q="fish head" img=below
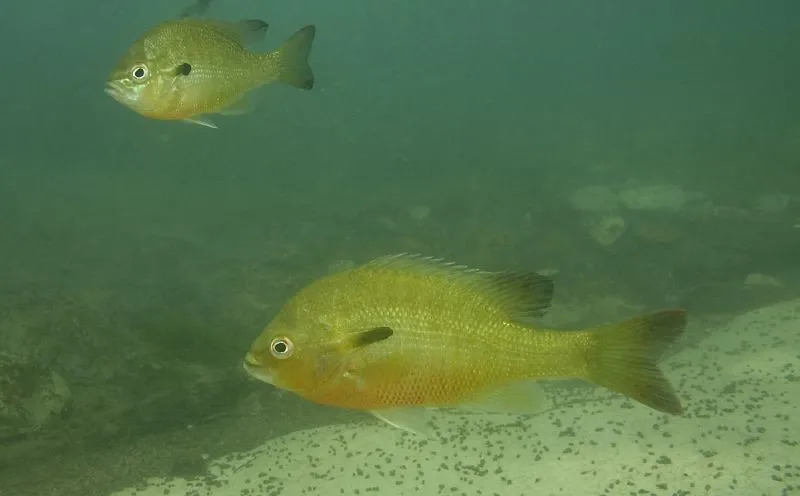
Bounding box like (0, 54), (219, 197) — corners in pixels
(243, 272), (394, 403)
(243, 300), (342, 397)
(106, 30), (187, 119)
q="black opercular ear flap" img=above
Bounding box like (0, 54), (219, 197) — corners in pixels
(175, 63), (192, 76)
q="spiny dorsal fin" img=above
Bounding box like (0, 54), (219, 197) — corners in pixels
(361, 254), (554, 321)
(199, 19), (269, 47)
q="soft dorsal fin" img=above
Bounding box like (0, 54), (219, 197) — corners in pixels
(199, 19), (269, 46)
(485, 271), (553, 321)
(360, 254), (554, 321)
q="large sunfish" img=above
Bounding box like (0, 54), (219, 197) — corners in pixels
(243, 254), (687, 435)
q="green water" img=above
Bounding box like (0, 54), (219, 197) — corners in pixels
(0, 0), (798, 494)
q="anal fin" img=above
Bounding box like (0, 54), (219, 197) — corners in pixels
(219, 95), (254, 116)
(183, 116), (218, 129)
(371, 407), (431, 437)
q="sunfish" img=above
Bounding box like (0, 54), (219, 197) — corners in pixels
(106, 18), (315, 128)
(243, 254), (687, 435)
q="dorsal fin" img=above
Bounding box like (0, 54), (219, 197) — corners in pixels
(360, 254), (554, 320)
(198, 19), (269, 47)
(485, 271), (553, 320)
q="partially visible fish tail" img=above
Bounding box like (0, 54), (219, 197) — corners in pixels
(585, 310), (687, 415)
(266, 25), (315, 89)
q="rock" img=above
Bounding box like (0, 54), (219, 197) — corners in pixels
(618, 184), (694, 212)
(0, 353), (71, 440)
(588, 214), (626, 246)
(568, 185), (618, 212)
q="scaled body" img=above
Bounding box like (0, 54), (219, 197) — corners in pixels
(244, 254), (686, 433)
(106, 18), (315, 127)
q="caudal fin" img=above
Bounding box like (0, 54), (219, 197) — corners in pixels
(586, 310), (686, 415)
(270, 25), (315, 89)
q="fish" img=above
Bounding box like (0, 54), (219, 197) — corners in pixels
(106, 18), (315, 128)
(243, 254), (687, 435)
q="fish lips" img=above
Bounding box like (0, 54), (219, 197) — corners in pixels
(242, 355), (276, 385)
(104, 82), (131, 104)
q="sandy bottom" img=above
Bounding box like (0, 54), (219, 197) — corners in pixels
(111, 299), (800, 496)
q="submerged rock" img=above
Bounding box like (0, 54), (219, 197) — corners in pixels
(618, 184), (696, 212)
(588, 214), (626, 246)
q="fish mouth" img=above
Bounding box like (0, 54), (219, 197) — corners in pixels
(242, 353), (275, 385)
(104, 82), (127, 102)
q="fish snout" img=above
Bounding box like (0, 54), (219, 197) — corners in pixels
(244, 351), (261, 368)
(104, 81), (120, 96)
(104, 81), (134, 104)
(243, 352), (275, 385)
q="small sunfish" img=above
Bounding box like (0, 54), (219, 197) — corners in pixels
(106, 18), (315, 128)
(243, 254), (687, 436)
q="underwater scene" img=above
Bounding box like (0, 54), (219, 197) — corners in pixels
(1, 0), (798, 495)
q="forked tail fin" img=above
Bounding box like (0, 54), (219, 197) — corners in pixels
(268, 25), (315, 89)
(585, 310), (687, 415)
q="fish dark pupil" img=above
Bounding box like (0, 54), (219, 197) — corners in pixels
(273, 341), (287, 354)
(134, 68), (145, 78)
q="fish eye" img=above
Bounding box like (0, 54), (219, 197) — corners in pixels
(131, 65), (149, 80)
(270, 337), (294, 359)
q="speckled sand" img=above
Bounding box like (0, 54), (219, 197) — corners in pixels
(112, 299), (800, 496)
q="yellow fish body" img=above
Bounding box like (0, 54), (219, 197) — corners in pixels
(106, 18), (315, 128)
(244, 254), (686, 434)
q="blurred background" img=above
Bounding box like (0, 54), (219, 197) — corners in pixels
(0, 0), (798, 494)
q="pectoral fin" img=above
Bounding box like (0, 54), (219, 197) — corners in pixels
(371, 407), (431, 437)
(315, 326), (394, 386)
